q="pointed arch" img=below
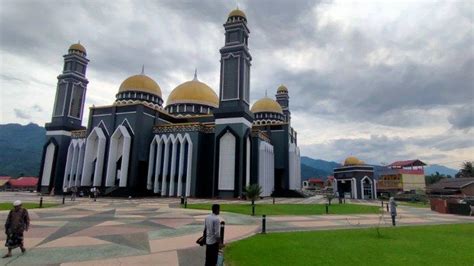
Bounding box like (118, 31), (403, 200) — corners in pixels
(105, 125), (132, 187)
(81, 127), (107, 186)
(41, 140), (57, 187)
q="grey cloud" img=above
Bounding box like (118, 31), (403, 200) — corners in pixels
(32, 104), (43, 112)
(13, 109), (31, 120)
(448, 105), (474, 130)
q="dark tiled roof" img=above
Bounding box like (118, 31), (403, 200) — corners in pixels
(427, 177), (474, 194)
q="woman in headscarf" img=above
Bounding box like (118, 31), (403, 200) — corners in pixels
(3, 200), (30, 258)
(389, 197), (397, 226)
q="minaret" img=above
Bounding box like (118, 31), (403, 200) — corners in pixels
(38, 43), (89, 194)
(276, 84), (291, 122)
(213, 8), (253, 198)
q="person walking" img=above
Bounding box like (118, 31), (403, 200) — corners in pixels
(71, 186), (77, 201)
(3, 200), (30, 258)
(389, 197), (397, 226)
(204, 204), (221, 266)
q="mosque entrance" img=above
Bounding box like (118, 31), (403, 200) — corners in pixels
(363, 178), (373, 199)
(338, 180), (352, 198)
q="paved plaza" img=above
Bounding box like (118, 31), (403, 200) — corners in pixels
(0, 192), (472, 265)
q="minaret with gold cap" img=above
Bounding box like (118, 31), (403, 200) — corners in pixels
(276, 84), (291, 122)
(39, 43), (89, 194)
(213, 8), (254, 198)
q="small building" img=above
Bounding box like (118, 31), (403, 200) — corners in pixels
(333, 156), (376, 200)
(427, 177), (474, 215)
(377, 159), (427, 195)
(302, 178), (324, 190)
(0, 176), (11, 191)
(9, 177), (39, 192)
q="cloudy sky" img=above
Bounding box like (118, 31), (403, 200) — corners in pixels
(0, 0), (473, 169)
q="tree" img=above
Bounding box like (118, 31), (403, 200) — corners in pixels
(456, 161), (474, 178)
(245, 184), (262, 206)
(325, 192), (336, 205)
(425, 172), (446, 185)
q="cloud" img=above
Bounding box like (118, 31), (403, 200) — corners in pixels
(0, 0), (473, 167)
(448, 105), (474, 130)
(13, 109), (31, 120)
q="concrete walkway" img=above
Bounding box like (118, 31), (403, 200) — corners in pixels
(0, 193), (472, 265)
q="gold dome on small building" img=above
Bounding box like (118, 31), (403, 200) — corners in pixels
(118, 74), (162, 97)
(166, 78), (218, 108)
(228, 8), (246, 19)
(69, 43), (86, 54)
(251, 97), (283, 114)
(344, 156), (365, 166)
(277, 84), (288, 93)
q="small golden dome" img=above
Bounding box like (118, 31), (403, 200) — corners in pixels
(228, 8), (246, 19)
(69, 43), (86, 54)
(251, 97), (283, 114)
(119, 74), (162, 97)
(277, 84), (288, 93)
(344, 156), (364, 166)
(167, 79), (218, 108)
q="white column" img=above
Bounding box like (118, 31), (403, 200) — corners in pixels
(41, 142), (56, 187)
(352, 178), (358, 199)
(63, 142), (74, 189)
(161, 137), (171, 196)
(374, 179), (378, 199)
(177, 137), (185, 197)
(154, 138), (164, 193)
(218, 132), (235, 190)
(147, 136), (157, 190)
(69, 142), (79, 188)
(75, 141), (85, 187)
(168, 138), (178, 196)
(185, 140), (193, 197)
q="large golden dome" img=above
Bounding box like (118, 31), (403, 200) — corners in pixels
(119, 74), (162, 97)
(344, 156), (365, 166)
(69, 43), (86, 54)
(228, 8), (246, 19)
(251, 97), (283, 114)
(167, 79), (218, 108)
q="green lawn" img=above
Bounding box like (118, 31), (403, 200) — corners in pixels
(0, 202), (57, 210)
(225, 224), (474, 266)
(185, 203), (380, 215)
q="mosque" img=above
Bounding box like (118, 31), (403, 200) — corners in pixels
(37, 9), (302, 198)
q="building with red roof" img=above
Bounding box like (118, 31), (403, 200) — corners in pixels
(302, 178), (325, 190)
(377, 159), (426, 194)
(7, 177), (38, 191)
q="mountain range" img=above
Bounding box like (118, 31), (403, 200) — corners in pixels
(0, 123), (461, 179)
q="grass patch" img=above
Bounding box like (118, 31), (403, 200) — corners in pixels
(0, 202), (57, 210)
(225, 223), (474, 266)
(185, 203), (380, 216)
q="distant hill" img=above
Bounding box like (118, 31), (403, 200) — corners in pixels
(425, 164), (458, 177)
(0, 123), (462, 181)
(0, 123), (45, 177)
(300, 156), (341, 181)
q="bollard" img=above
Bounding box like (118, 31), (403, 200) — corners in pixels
(386, 203), (389, 212)
(180, 197), (184, 205)
(325, 203), (329, 214)
(273, 197), (275, 205)
(262, 215), (266, 234)
(62, 195), (65, 205)
(184, 198), (187, 208)
(343, 198), (346, 204)
(381, 201), (384, 208)
(39, 196), (43, 208)
(220, 221), (225, 244)
(252, 204), (255, 216)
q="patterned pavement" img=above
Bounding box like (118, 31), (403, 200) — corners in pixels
(0, 192), (472, 265)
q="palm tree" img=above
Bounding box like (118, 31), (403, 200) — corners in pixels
(245, 184), (262, 206)
(456, 161), (474, 178)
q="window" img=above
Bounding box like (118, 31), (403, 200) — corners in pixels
(76, 64), (84, 74)
(69, 85), (84, 118)
(53, 83), (67, 116)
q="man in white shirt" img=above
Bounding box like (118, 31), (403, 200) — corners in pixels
(204, 204), (221, 266)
